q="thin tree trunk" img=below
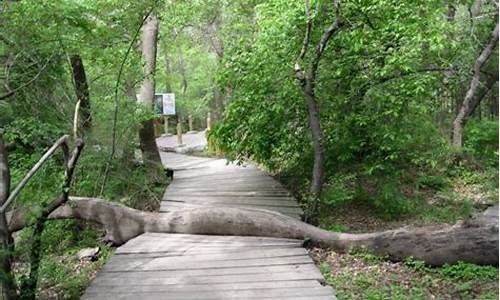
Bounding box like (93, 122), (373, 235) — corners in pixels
(452, 23), (499, 146)
(469, 73), (498, 117)
(138, 14), (162, 166)
(491, 91), (499, 117)
(164, 53), (173, 93)
(70, 55), (91, 133)
(294, 0), (342, 205)
(0, 136), (16, 300)
(178, 50), (188, 96)
(303, 83), (325, 197)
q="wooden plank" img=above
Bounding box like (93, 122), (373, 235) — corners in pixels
(83, 294), (336, 300)
(105, 248), (309, 268)
(164, 190), (290, 197)
(118, 232), (302, 250)
(163, 197), (300, 207)
(168, 182), (283, 189)
(85, 279), (322, 293)
(93, 264), (319, 277)
(86, 286), (334, 298)
(116, 244), (303, 255)
(109, 247), (308, 263)
(160, 201), (303, 214)
(102, 255), (313, 272)
(126, 232), (301, 243)
(174, 176), (279, 185)
(83, 286), (335, 300)
(92, 270), (325, 286)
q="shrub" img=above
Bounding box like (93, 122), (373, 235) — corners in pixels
(322, 174), (356, 207)
(463, 119), (499, 168)
(370, 179), (415, 220)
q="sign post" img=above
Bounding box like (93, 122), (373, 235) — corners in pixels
(153, 93), (176, 136)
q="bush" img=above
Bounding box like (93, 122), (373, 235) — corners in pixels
(416, 175), (449, 191)
(370, 179), (415, 220)
(463, 119), (499, 167)
(322, 174), (356, 207)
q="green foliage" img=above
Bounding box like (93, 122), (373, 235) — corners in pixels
(322, 174), (356, 207)
(1, 0), (499, 297)
(404, 257), (499, 281)
(464, 119), (499, 168)
(419, 197), (473, 224)
(350, 249), (387, 264)
(369, 179), (415, 220)
(321, 223), (350, 233)
(438, 262), (499, 281)
(416, 175), (449, 191)
(35, 244), (113, 299)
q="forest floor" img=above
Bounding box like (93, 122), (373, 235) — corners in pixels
(311, 248), (499, 300)
(311, 171), (499, 300)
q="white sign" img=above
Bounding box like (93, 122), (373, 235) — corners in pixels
(150, 93), (175, 115)
(162, 93), (175, 115)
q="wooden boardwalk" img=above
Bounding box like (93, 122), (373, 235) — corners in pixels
(82, 146), (336, 299)
(159, 152), (303, 219)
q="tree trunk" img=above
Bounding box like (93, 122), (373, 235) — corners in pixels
(178, 49), (188, 97)
(212, 87), (225, 122)
(469, 73), (498, 117)
(164, 52), (173, 93)
(8, 198), (499, 266)
(452, 23), (499, 146)
(70, 55), (91, 133)
(303, 82), (325, 198)
(0, 136), (16, 300)
(188, 115), (194, 132)
(138, 14), (162, 166)
(294, 1), (341, 214)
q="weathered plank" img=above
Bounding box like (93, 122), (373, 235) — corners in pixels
(83, 286), (335, 300)
(85, 279), (322, 293)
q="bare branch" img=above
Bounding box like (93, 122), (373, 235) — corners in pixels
(294, 0), (313, 84)
(73, 100), (81, 140)
(308, 0), (342, 83)
(0, 135), (70, 213)
(45, 139), (84, 214)
(0, 56), (52, 101)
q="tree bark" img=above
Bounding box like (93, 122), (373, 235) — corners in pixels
(70, 55), (91, 132)
(294, 1), (342, 211)
(469, 72), (498, 117)
(164, 52), (173, 93)
(138, 14), (162, 166)
(0, 136), (16, 300)
(8, 198), (499, 266)
(452, 23), (499, 146)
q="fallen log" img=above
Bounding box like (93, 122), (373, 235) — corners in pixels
(9, 197), (498, 266)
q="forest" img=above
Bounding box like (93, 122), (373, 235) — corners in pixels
(0, 0), (499, 299)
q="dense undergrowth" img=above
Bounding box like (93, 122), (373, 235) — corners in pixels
(3, 116), (167, 299)
(273, 118), (499, 225)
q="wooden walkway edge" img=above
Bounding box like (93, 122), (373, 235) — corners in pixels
(82, 150), (336, 299)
